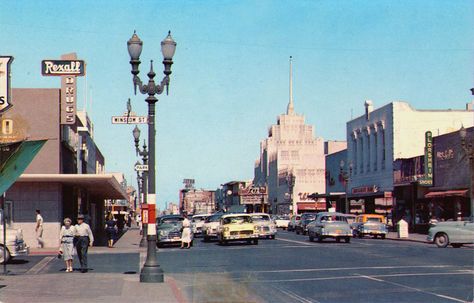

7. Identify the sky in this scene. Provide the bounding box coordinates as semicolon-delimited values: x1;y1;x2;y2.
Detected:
1;0;473;210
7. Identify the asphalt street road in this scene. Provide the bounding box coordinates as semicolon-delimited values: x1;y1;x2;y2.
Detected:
157;230;474;303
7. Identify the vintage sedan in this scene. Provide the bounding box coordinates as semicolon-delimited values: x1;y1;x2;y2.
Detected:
427;219;474;248
274;215;290;229
250;213;277;239
191;214;211;237
287;214;301;232
307;212;352;243
0;226;29;264
295;213;317;235
217;214;259;245
352;214;388;239
202;213;223;242
156;215;186;247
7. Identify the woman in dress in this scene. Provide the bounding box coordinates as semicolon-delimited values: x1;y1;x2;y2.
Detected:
180;215;192;249
105;213;117;248
59;218;75;272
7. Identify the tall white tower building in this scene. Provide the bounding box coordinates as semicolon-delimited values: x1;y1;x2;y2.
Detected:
254;57;326;214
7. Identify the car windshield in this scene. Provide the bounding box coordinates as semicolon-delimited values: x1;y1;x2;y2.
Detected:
206;215;221;223
320;215;347;223
192;216;207;222
251;215;270;221
367;217;382;223
160;217;183;225
223;216;252;225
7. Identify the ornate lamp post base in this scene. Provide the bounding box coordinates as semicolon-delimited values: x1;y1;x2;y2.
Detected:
140;235;163;282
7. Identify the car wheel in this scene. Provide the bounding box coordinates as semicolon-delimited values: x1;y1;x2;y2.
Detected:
345;237;351;243
303;231;307;236
336;237;341;243
253;239;258;245
0;246;10;264
157;242;164;248
381;234;386;240
309;235;314;242
317;235;323;243
203;236;210;242
296;229;300;235
358;233;363;238
451;243;462;248
373;235;378;239
434;233;449;248
270;235;275;240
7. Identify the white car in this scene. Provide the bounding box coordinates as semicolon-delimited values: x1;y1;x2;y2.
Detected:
0;226;29;263
202;214;223;242
274;215;290;229
251;213;277;239
191;214;211;236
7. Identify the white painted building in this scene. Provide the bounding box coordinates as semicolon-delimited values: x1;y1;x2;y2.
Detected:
254;58;325;214
346;100;474;214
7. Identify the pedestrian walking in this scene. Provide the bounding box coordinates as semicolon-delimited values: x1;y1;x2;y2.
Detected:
59;218;76;272
105;213;117;248
74;214;94;273
35;210;45;248
180;215;192;249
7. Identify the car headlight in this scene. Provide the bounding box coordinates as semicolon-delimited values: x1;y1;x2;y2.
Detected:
224;227;229;232
159;230;168;236
254;226;259;231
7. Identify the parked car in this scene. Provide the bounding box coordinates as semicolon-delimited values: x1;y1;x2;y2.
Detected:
0;226;29;264
295;213;317;235
307;212;352;243
202;213;223;242
427;219;474;248
250;213;277;239
287;214;301;232
274;215;290;230
341;214;356;228
217;214;259;245
351;214;388;239
191;214;211;237
156;215;186;247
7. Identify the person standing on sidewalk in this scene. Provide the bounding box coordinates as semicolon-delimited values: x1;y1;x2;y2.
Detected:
180;215;192;249
59;218;76;272
105;213;117;248
35;210;45;248
75;214;94;273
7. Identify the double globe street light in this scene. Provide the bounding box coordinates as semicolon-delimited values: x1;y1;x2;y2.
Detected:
127;30;176;283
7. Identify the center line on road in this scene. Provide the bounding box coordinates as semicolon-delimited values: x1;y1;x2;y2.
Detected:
275;238;314;246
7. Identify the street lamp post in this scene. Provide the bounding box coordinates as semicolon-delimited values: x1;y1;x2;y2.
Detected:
127;30;176;283
286;171;296;215
340;160;353;214
133;128;149;247
459;125;474;222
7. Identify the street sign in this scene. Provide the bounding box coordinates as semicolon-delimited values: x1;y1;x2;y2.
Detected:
0;56;14;114
111;116;148;124
135;164;148;171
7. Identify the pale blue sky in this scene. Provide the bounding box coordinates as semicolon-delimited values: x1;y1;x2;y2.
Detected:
1;1;473;210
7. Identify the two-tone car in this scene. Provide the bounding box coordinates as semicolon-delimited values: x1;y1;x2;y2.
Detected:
191;214;211;237
427;218;474;248
0;226;29;264
250;213;277;239
307;212;352;243
287;214;301;232
202;213;223;242
217;214;259;245
295;213;317;235
156;215;185;247
351;214;388;239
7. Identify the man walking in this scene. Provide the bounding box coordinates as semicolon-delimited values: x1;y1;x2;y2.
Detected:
75;214;94;273
35;210;44;248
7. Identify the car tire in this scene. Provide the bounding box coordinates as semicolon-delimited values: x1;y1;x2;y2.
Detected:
381;234;386;240
270;235;275;240
345;237;351;243
451;243;462;248
309;235;314;242
0;246;10;264
253;239;258;245
317;235;323;243
434;233;449;248
296;229;300;235
203;236;210;242
336;237;341;243
157;242;164;248
358;233;363;238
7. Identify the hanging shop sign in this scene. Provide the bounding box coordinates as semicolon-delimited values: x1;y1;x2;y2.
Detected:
0;56;14;114
41;60;85;76
419;131;433;186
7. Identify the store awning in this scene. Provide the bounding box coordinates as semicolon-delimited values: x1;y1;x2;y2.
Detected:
16;174;128;200
424;189;468;198
297;202;326;211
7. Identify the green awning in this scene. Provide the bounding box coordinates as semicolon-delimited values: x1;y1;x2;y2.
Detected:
0;140;47;195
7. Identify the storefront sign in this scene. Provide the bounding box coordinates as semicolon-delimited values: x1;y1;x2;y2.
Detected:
0;56;13;114
0;117;27;144
41;60;85;76
351;185;378;195
239;186;267;205
420;131;433;186
61;76;76;124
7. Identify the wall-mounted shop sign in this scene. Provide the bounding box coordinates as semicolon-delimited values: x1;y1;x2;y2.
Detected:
41;60;85;76
351;185;378;195
419;131;433;186
0;56;14;114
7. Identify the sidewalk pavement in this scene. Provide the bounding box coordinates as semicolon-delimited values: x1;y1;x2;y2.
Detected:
0;228;188;303
385;231;428;243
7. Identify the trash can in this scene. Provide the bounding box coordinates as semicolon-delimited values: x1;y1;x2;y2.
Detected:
397;219;409;238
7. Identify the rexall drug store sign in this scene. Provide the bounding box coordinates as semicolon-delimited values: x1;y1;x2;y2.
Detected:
0;56;13;114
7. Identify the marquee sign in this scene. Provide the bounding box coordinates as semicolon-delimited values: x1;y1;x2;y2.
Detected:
41;60;85;76
0;56;13;114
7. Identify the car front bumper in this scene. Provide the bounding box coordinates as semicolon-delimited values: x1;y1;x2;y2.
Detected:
10;241;29;257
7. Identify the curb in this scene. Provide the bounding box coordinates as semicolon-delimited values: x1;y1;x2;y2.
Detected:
385;237;429;244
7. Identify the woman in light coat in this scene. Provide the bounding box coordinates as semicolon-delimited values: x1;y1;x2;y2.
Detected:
59;218;76;272
180;215;192;249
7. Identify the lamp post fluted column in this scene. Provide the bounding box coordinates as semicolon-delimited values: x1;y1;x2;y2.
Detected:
133;138;149;248
127;30;176;283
